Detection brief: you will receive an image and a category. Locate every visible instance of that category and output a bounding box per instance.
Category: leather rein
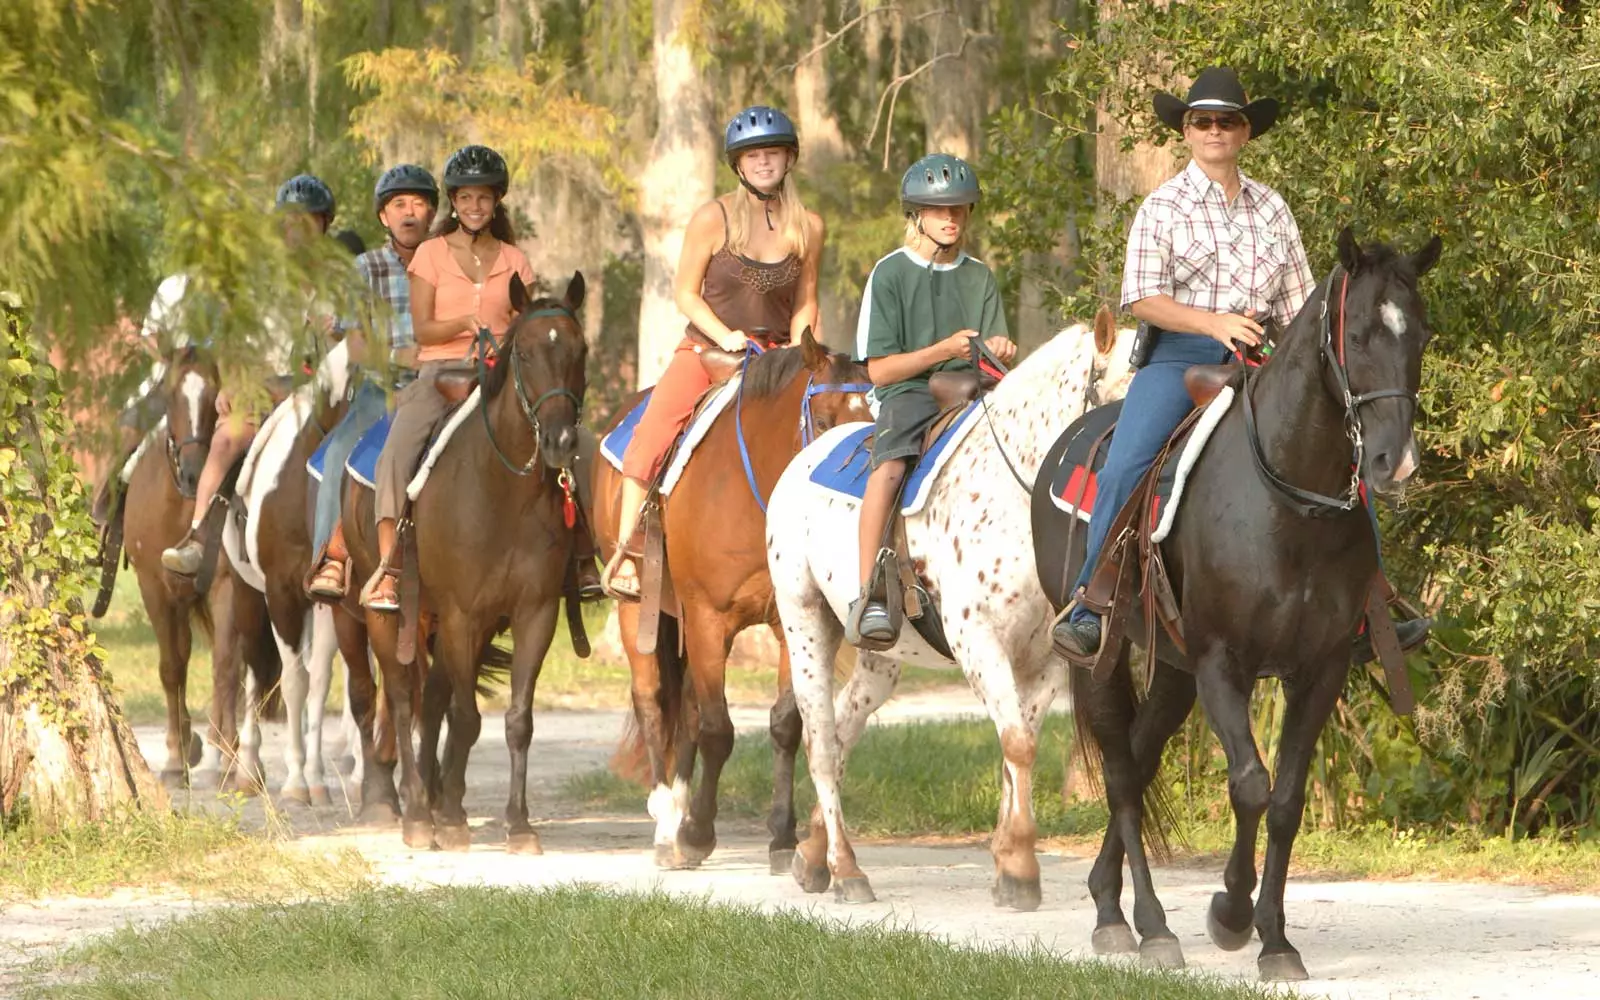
[473,306,584,478]
[1240,268,1417,517]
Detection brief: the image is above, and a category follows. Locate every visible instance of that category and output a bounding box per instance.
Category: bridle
[473,306,584,478]
[163,367,213,500]
[1241,267,1418,516]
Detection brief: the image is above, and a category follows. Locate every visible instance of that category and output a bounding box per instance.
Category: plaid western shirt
[1121,160,1315,331]
[347,244,415,361]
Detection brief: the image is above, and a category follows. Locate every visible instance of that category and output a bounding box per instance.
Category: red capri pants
[621,339,710,482]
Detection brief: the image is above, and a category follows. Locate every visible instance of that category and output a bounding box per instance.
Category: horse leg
[1252,658,1348,982]
[337,610,396,823]
[1085,658,1196,953]
[504,600,560,855]
[765,625,802,875]
[367,609,430,846]
[432,614,483,851]
[201,570,241,786]
[140,578,197,785]
[273,616,312,806]
[233,662,266,795]
[1195,650,1271,965]
[625,605,688,869]
[298,605,338,806]
[676,605,735,867]
[419,651,449,808]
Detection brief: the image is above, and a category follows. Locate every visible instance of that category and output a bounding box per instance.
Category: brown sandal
[306,557,349,603]
[599,547,641,602]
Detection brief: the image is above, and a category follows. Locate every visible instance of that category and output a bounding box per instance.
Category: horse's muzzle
[542,423,580,470]
[1366,436,1420,495]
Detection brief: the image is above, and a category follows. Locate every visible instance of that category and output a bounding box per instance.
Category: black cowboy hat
[1153,67,1279,138]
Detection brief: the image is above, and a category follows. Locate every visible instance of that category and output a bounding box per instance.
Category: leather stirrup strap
[397,517,421,666]
[1366,575,1415,715]
[563,556,591,659]
[91,494,126,617]
[892,513,922,620]
[194,496,228,596]
[636,500,666,657]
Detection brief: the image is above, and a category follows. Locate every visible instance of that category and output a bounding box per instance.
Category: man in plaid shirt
[1054,66,1430,661]
[306,164,438,601]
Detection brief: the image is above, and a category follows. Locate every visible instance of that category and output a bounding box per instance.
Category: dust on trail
[6,692,1600,1000]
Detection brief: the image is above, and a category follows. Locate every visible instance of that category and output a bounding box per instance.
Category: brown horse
[220,339,352,805]
[593,332,872,870]
[344,273,589,850]
[99,348,280,789]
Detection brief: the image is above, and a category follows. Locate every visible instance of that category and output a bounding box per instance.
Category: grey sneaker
[160,536,204,576]
[844,597,897,651]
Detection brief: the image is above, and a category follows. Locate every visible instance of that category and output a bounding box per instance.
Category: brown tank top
[686,201,801,348]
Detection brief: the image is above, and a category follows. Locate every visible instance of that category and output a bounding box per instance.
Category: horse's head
[164,345,219,496]
[1088,304,1136,407]
[485,271,588,470]
[1330,227,1442,495]
[798,327,873,436]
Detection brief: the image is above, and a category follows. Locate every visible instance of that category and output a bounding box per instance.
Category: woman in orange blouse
[364,144,534,612]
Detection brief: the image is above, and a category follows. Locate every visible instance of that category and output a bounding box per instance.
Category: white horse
[222,339,358,804]
[765,309,1132,906]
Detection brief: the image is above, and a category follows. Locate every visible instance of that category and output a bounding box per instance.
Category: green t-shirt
[855,247,1009,402]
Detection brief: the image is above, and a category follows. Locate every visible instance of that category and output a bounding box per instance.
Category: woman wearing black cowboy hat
[1053,67,1431,663]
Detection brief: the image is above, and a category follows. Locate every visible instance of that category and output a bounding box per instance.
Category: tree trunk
[793,4,852,345]
[0,305,164,830]
[1094,0,1179,208]
[635,0,714,387]
[494,0,526,64]
[917,0,988,161]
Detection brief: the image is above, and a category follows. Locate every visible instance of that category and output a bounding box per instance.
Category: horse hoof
[435,824,472,852]
[834,877,876,904]
[991,873,1042,912]
[653,843,681,869]
[159,769,191,791]
[278,786,313,807]
[356,802,400,828]
[1091,923,1138,956]
[507,831,543,855]
[186,732,204,768]
[769,849,796,877]
[402,820,436,850]
[223,774,263,798]
[791,850,831,894]
[675,833,716,868]
[1258,950,1309,982]
[308,785,333,808]
[1206,892,1254,952]
[1139,935,1185,971]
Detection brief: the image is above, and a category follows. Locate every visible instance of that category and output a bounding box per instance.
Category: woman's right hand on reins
[1206,311,1264,352]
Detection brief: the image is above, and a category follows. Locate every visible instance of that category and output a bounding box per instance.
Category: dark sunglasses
[1185,114,1245,132]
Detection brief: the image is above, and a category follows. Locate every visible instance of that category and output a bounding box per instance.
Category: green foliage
[985,0,1600,836]
[29,885,1277,999]
[0,297,108,732]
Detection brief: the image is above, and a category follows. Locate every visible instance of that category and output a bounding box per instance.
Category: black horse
[1031,228,1442,981]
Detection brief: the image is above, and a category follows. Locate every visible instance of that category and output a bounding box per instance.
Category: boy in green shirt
[845,153,1018,650]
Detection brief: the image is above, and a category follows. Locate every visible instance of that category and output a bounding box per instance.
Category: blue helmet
[275,174,336,217]
[724,106,799,166]
[373,163,439,215]
[900,154,980,210]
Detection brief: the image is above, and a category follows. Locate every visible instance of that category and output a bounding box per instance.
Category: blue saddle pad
[809,402,978,513]
[345,412,392,490]
[306,421,337,483]
[600,390,653,470]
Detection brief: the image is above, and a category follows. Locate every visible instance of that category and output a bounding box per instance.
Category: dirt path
[7,693,1600,998]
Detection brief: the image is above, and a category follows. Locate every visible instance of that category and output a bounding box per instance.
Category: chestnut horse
[344,273,589,850]
[592,332,872,870]
[98,348,280,789]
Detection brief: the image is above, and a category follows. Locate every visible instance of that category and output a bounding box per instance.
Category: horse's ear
[800,326,828,370]
[564,270,586,313]
[510,274,531,315]
[1337,226,1361,275]
[1408,235,1443,278]
[1093,305,1116,355]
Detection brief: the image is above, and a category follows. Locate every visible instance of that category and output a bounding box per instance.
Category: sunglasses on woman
[1185,114,1245,132]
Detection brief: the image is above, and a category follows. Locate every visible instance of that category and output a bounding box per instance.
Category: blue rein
[730,347,871,513]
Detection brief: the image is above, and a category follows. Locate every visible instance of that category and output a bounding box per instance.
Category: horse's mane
[742,346,808,398]
[483,297,570,400]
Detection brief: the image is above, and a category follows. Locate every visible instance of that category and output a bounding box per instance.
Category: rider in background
[305,164,438,602]
[844,154,1016,650]
[1052,67,1430,661]
[161,173,338,576]
[601,105,824,601]
[363,144,534,613]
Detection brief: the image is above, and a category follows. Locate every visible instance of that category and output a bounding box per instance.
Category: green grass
[94,578,964,722]
[566,714,1111,839]
[0,808,367,902]
[22,885,1273,1000]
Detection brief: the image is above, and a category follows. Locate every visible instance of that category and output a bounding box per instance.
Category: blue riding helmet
[373,164,439,216]
[724,106,800,166]
[276,174,336,217]
[900,154,980,210]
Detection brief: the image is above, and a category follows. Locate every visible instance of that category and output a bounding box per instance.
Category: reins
[472,306,583,479]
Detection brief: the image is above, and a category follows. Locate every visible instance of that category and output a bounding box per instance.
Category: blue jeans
[312,380,388,554]
[1071,332,1226,622]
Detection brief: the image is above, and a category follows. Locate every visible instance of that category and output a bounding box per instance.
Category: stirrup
[361,566,401,613]
[600,546,641,603]
[307,558,350,603]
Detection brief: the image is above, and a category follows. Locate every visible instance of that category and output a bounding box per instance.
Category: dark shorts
[870,386,940,469]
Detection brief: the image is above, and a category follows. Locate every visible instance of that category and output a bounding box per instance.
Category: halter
[473,306,584,478]
[1241,267,1418,516]
[164,420,210,500]
[731,346,872,513]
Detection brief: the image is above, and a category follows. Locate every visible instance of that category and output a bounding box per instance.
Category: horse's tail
[609,613,687,787]
[90,497,125,618]
[1068,648,1180,863]
[475,635,513,698]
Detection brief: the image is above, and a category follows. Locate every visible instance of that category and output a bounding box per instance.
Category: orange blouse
[408,236,536,363]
